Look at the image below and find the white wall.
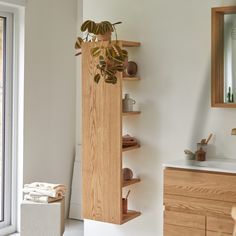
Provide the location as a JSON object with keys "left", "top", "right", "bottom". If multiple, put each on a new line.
{"left": 83, "top": 0, "right": 236, "bottom": 235}
{"left": 24, "top": 0, "right": 77, "bottom": 216}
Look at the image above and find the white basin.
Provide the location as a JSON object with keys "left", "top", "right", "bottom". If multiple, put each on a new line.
{"left": 192, "top": 159, "right": 236, "bottom": 171}
{"left": 164, "top": 158, "right": 236, "bottom": 174}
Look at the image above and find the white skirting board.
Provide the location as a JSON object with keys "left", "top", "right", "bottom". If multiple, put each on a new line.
{"left": 69, "top": 144, "right": 82, "bottom": 220}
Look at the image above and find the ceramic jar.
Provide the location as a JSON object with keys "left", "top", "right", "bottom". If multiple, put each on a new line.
{"left": 122, "top": 94, "right": 136, "bottom": 112}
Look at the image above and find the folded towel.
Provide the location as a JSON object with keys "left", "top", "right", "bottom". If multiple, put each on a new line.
{"left": 23, "top": 187, "right": 66, "bottom": 198}
{"left": 24, "top": 182, "right": 66, "bottom": 191}
{"left": 24, "top": 194, "right": 63, "bottom": 203}
{"left": 23, "top": 182, "right": 66, "bottom": 201}
{"left": 23, "top": 188, "right": 65, "bottom": 198}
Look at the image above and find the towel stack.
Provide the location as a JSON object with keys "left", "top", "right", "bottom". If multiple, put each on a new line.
{"left": 23, "top": 182, "right": 66, "bottom": 203}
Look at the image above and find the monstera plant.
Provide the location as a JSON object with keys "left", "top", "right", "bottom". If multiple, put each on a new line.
{"left": 75, "top": 20, "right": 128, "bottom": 84}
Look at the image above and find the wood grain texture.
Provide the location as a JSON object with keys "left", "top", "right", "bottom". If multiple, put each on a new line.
{"left": 164, "top": 224, "right": 205, "bottom": 236}
{"left": 207, "top": 216, "right": 234, "bottom": 234}
{"left": 164, "top": 194, "right": 234, "bottom": 217}
{"left": 164, "top": 168, "right": 236, "bottom": 203}
{"left": 82, "top": 41, "right": 122, "bottom": 224}
{"left": 164, "top": 210, "right": 205, "bottom": 230}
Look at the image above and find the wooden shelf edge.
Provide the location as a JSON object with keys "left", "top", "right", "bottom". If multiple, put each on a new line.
{"left": 122, "top": 144, "right": 141, "bottom": 152}
{"left": 119, "top": 40, "right": 141, "bottom": 47}
{"left": 122, "top": 210, "right": 141, "bottom": 224}
{"left": 122, "top": 178, "right": 141, "bottom": 187}
{"left": 123, "top": 76, "right": 140, "bottom": 81}
{"left": 122, "top": 111, "right": 141, "bottom": 116}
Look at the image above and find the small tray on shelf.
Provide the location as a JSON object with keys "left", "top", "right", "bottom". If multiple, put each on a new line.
{"left": 122, "top": 144, "right": 141, "bottom": 152}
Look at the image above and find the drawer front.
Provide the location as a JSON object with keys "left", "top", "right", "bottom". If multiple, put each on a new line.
{"left": 207, "top": 231, "right": 231, "bottom": 236}
{"left": 164, "top": 194, "right": 233, "bottom": 217}
{"left": 207, "top": 216, "right": 234, "bottom": 234}
{"left": 164, "top": 210, "right": 205, "bottom": 229}
{"left": 164, "top": 168, "right": 236, "bottom": 202}
{"left": 164, "top": 224, "right": 205, "bottom": 236}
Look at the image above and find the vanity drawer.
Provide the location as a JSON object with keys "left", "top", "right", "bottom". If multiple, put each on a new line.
{"left": 164, "top": 224, "right": 205, "bottom": 236}
{"left": 207, "top": 216, "right": 234, "bottom": 234}
{"left": 164, "top": 193, "right": 234, "bottom": 217}
{"left": 164, "top": 210, "right": 205, "bottom": 229}
{"left": 164, "top": 168, "right": 236, "bottom": 202}
{"left": 207, "top": 231, "right": 231, "bottom": 236}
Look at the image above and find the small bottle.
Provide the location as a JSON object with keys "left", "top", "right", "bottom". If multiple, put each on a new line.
{"left": 195, "top": 147, "right": 206, "bottom": 161}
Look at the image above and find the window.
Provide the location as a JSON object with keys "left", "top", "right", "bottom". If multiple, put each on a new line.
{"left": 0, "top": 2, "right": 25, "bottom": 234}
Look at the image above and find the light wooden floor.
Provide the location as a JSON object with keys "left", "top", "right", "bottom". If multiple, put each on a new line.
{"left": 10, "top": 219, "right": 84, "bottom": 236}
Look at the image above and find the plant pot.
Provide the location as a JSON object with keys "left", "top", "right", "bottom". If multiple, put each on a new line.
{"left": 97, "top": 31, "right": 112, "bottom": 41}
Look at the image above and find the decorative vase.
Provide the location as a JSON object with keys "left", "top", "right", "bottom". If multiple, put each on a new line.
{"left": 122, "top": 94, "right": 136, "bottom": 112}
{"left": 126, "top": 61, "right": 138, "bottom": 77}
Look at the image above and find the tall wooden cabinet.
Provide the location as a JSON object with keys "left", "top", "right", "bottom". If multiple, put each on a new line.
{"left": 82, "top": 40, "right": 141, "bottom": 224}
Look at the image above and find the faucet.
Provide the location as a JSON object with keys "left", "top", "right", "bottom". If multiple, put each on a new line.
{"left": 231, "top": 128, "right": 236, "bottom": 135}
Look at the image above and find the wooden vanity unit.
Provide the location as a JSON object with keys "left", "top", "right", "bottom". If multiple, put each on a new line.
{"left": 164, "top": 168, "right": 236, "bottom": 236}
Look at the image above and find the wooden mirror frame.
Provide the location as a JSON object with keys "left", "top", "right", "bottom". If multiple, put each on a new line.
{"left": 212, "top": 6, "right": 236, "bottom": 108}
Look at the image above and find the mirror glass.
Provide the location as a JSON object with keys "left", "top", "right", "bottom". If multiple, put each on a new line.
{"left": 224, "top": 14, "right": 236, "bottom": 103}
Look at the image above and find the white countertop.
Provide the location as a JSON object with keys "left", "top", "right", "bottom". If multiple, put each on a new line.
{"left": 163, "top": 158, "right": 236, "bottom": 174}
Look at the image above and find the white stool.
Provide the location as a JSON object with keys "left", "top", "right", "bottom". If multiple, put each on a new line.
{"left": 21, "top": 198, "right": 65, "bottom": 236}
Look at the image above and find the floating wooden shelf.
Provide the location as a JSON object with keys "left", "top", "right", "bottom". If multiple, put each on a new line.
{"left": 122, "top": 144, "right": 141, "bottom": 152}
{"left": 119, "top": 40, "right": 141, "bottom": 47}
{"left": 123, "top": 76, "right": 140, "bottom": 81}
{"left": 122, "top": 211, "right": 141, "bottom": 224}
{"left": 122, "top": 111, "right": 141, "bottom": 116}
{"left": 123, "top": 178, "right": 141, "bottom": 187}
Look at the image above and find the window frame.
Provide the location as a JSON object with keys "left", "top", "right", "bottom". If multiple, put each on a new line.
{"left": 0, "top": 2, "right": 25, "bottom": 235}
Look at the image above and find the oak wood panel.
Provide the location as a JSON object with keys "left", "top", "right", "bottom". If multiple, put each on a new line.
{"left": 82, "top": 41, "right": 122, "bottom": 224}
{"left": 164, "top": 194, "right": 234, "bottom": 217}
{"left": 207, "top": 216, "right": 234, "bottom": 234}
{"left": 164, "top": 168, "right": 236, "bottom": 203}
{"left": 207, "top": 231, "right": 231, "bottom": 236}
{"left": 164, "top": 224, "right": 205, "bottom": 236}
{"left": 164, "top": 210, "right": 205, "bottom": 229}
